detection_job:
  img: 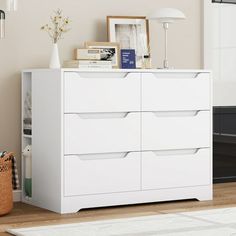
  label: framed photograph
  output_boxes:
[85,41,120,68]
[107,16,150,68]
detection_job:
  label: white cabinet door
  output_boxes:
[142,111,211,151]
[64,72,141,113]
[142,72,211,111]
[142,148,211,190]
[64,113,141,155]
[64,152,141,196]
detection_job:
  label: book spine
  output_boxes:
[78,65,112,69]
[78,61,112,65]
[64,60,112,68]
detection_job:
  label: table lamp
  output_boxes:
[147,8,186,69]
[0,10,5,39]
[0,0,18,39]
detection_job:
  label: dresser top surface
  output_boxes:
[22,68,211,73]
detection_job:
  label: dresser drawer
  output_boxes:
[142,111,211,151]
[64,113,141,155]
[142,148,211,190]
[142,72,211,111]
[64,72,141,113]
[64,152,141,196]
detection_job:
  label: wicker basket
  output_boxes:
[0,153,13,216]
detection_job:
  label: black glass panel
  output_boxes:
[213,106,236,183]
[212,0,236,4]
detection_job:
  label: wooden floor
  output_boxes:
[1,183,236,235]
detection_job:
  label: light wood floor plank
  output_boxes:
[0,183,236,235]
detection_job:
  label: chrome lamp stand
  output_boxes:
[163,22,169,69]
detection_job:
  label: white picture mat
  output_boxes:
[109,18,149,68]
[88,45,117,65]
[87,44,119,68]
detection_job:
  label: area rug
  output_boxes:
[7,207,236,236]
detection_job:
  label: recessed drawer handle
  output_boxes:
[153,110,201,117]
[70,152,133,161]
[72,112,134,119]
[144,72,209,80]
[65,72,139,79]
[152,148,202,157]
[194,73,210,80]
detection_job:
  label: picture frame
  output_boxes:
[107,16,150,68]
[85,41,120,68]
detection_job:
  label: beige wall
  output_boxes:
[0,0,202,181]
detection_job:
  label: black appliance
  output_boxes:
[214,107,236,183]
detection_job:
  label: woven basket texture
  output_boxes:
[0,153,13,216]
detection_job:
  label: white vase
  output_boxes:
[49,43,61,69]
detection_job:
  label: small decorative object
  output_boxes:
[0,10,5,39]
[142,55,152,69]
[23,91,32,135]
[41,9,70,69]
[85,41,120,68]
[107,16,150,68]
[147,8,186,69]
[22,145,32,198]
[50,43,60,69]
[121,49,136,69]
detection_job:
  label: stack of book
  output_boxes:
[64,48,112,69]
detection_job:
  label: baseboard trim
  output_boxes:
[13,190,22,202]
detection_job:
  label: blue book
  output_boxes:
[121,49,136,69]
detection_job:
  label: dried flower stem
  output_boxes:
[41,9,70,44]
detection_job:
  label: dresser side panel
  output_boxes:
[32,70,63,213]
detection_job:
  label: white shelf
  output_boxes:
[22,72,33,206]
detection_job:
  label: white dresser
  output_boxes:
[21,69,212,214]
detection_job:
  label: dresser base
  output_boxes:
[50,185,213,214]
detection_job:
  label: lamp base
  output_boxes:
[157,67,174,70]
[157,65,174,70]
[163,59,169,69]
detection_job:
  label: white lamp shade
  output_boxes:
[6,0,18,11]
[147,8,186,23]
